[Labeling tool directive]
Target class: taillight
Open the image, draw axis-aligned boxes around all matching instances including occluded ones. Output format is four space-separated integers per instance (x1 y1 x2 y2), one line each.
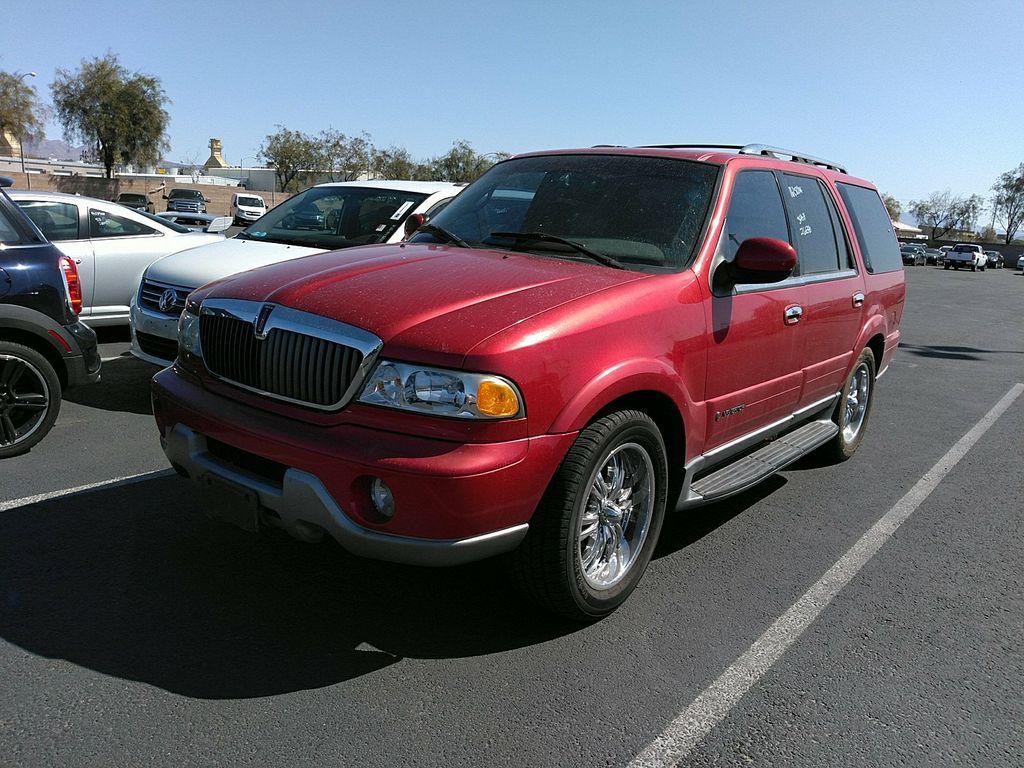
59 256 82 315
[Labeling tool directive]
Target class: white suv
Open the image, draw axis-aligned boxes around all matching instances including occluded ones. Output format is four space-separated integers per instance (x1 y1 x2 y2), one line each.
130 180 462 365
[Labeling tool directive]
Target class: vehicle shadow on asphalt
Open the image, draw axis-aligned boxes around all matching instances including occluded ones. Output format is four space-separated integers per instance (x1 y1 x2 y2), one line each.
899 343 1024 361
64 356 159 415
0 475 571 699
654 476 786 559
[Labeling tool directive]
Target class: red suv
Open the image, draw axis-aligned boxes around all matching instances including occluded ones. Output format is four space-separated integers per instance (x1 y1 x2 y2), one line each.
152 144 905 620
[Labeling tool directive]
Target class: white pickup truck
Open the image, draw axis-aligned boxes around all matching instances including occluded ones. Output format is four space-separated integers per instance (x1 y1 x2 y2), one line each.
944 243 987 272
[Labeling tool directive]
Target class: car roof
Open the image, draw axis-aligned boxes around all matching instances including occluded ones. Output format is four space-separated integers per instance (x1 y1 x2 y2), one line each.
510 145 874 187
313 180 461 193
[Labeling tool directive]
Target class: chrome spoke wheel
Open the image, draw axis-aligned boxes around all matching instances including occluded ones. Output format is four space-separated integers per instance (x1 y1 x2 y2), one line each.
0 354 51 448
577 442 655 590
842 361 871 443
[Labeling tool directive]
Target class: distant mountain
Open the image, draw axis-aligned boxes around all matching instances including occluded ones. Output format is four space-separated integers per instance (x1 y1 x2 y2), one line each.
24 138 88 161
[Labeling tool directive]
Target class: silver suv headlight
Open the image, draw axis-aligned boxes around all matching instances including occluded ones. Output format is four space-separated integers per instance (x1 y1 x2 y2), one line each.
358 360 522 419
177 305 202 359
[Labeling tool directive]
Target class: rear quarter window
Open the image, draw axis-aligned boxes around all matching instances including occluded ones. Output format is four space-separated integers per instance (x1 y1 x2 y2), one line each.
836 183 902 274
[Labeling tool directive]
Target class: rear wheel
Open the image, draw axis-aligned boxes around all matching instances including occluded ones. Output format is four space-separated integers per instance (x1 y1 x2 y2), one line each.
509 410 668 621
821 348 875 462
0 342 62 459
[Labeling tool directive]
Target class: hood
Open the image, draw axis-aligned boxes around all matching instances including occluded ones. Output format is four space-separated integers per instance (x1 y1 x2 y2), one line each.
202 243 648 362
145 236 324 289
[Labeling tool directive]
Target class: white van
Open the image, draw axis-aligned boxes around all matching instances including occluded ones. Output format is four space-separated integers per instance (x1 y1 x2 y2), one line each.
230 192 267 225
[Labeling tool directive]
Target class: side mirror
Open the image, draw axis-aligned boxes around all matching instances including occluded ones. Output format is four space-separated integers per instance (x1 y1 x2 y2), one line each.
205 216 233 234
404 212 427 240
162 194 168 199
722 237 797 285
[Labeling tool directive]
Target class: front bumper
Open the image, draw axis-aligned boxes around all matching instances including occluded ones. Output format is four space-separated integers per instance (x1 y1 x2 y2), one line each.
152 367 575 566
130 298 180 366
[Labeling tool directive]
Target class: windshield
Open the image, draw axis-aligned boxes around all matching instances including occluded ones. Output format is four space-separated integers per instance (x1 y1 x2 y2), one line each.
409 154 719 271
118 194 146 203
241 186 428 250
168 189 202 199
138 210 192 233
236 196 264 208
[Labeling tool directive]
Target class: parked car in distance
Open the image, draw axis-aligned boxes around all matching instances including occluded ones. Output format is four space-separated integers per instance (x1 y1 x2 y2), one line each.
1017 254 1024 271
0 176 101 458
151 144 905 620
10 190 227 326
113 192 154 214
157 211 233 233
131 180 462 365
900 245 926 266
923 248 943 265
230 193 266 226
984 250 1003 269
164 188 208 213
944 243 987 271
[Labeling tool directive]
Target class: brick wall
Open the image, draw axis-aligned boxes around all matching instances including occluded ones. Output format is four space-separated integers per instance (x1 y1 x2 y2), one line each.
3 172 292 216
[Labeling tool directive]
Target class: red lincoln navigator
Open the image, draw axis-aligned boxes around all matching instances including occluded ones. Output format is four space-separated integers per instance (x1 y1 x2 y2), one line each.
152 144 905 620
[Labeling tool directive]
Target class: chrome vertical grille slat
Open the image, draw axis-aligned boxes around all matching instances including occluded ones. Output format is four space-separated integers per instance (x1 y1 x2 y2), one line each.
197 300 381 411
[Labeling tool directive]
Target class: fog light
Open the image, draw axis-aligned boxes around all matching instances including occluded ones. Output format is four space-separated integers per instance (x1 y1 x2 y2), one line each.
369 478 395 521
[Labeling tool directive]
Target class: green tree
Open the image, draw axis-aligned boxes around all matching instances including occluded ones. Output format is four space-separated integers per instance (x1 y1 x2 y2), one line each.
428 140 509 183
880 193 901 222
259 126 318 192
991 163 1024 245
0 70 47 150
317 129 373 181
50 54 169 179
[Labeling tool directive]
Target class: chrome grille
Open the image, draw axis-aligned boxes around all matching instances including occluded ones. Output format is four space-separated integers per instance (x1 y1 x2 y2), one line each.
139 279 189 316
198 301 380 410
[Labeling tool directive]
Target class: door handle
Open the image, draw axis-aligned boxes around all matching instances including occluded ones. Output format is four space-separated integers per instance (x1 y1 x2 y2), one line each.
852 292 865 308
784 305 803 324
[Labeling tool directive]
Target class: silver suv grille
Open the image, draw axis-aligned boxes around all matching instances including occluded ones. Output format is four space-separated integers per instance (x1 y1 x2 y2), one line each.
198 299 382 410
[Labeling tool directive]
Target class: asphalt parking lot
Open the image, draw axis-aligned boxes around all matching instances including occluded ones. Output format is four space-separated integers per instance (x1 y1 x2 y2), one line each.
1 266 1021 767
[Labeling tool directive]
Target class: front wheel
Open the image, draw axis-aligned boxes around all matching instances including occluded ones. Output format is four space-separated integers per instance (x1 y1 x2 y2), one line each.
0 342 62 459
821 348 875 462
509 410 668 621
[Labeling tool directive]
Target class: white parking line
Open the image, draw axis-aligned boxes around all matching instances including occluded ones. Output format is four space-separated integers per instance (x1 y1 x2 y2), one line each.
0 468 175 512
629 382 1024 768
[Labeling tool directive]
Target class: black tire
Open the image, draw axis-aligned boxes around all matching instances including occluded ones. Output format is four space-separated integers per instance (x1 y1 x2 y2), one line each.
509 410 668 621
970 264 976 272
0 342 62 459
821 348 876 462
944 263 950 270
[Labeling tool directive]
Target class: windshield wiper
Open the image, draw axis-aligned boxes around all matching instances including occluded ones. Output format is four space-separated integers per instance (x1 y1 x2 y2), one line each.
489 231 625 270
417 223 471 248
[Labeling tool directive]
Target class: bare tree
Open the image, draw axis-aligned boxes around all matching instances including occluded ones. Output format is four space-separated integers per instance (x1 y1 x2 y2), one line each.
909 191 982 242
991 163 1024 245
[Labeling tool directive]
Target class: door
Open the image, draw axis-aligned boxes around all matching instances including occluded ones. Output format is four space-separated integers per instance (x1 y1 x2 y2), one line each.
778 174 866 407
14 198 96 314
703 170 805 449
87 207 165 322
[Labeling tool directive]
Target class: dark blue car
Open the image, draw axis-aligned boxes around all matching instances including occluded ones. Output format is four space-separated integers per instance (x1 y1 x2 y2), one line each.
0 176 100 457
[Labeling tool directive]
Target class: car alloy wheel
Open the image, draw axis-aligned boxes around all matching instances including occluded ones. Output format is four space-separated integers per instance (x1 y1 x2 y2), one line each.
0 353 52 453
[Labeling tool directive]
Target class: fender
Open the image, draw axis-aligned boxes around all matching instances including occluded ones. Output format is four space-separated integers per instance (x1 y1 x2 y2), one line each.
0 304 78 357
548 356 701 439
851 311 890 375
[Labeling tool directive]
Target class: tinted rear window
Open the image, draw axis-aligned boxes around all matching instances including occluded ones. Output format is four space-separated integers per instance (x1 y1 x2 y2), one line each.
835 183 902 274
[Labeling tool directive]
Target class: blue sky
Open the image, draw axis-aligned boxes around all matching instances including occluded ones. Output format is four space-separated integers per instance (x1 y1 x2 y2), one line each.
3 0 1022 213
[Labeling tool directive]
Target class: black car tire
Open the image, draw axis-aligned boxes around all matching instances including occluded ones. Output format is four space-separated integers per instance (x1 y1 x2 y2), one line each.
508 410 668 621
0 341 62 459
821 348 876 463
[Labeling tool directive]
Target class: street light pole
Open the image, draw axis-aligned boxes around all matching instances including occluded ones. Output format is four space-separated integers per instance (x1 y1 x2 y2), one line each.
16 72 37 190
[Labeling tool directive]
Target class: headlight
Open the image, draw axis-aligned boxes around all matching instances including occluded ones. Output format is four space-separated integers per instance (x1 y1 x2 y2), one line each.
177 305 202 359
358 360 522 419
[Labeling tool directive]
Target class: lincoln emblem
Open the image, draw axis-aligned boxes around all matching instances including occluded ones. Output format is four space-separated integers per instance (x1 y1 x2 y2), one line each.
254 303 275 339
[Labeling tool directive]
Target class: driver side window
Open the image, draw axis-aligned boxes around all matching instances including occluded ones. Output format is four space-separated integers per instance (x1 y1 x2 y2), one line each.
725 171 789 260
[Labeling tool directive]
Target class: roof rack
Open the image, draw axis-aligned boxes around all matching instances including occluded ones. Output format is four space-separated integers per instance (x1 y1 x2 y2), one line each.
638 143 847 174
